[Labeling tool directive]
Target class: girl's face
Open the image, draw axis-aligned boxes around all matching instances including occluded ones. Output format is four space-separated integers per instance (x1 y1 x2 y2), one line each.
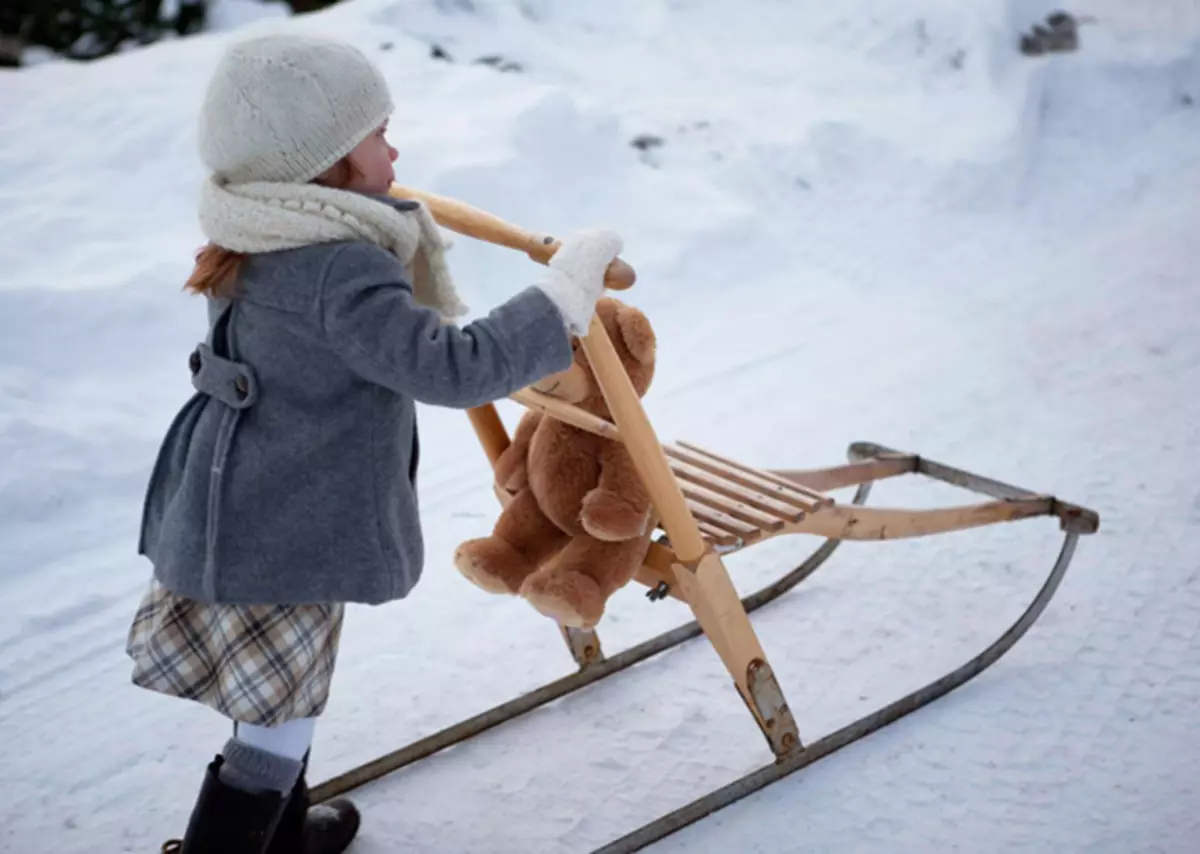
343 120 398 194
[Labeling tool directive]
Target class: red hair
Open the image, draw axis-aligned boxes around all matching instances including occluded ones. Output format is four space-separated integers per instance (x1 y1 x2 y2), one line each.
185 158 364 298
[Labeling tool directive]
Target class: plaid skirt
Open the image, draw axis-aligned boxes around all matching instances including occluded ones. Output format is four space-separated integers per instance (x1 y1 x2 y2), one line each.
125 577 345 726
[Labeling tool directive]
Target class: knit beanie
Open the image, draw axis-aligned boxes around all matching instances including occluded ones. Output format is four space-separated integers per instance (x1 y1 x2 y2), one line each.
198 33 394 185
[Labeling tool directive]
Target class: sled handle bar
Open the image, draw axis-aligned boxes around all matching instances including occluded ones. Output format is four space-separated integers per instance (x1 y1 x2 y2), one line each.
388 183 636 291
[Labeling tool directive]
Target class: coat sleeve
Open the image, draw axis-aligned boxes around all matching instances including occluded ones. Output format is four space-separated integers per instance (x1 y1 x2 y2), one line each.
319 241 574 408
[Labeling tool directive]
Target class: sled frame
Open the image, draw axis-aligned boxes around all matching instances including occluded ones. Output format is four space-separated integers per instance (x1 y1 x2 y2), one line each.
310 337 1098 852
304 187 1100 852
466 313 1099 762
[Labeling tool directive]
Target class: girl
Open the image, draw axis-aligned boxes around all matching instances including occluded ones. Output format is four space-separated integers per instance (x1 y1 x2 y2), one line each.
126 32 622 854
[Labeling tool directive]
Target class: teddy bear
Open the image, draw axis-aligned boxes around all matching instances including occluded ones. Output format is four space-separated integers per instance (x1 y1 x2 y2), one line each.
453 296 658 629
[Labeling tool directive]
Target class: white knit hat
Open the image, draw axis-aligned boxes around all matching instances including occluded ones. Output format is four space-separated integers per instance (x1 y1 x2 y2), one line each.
198 33 394 185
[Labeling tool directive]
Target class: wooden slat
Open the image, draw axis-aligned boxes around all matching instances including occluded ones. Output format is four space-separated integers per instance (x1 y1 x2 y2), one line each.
686 501 759 539
654 517 741 547
677 441 833 506
697 521 737 543
510 389 620 440
669 458 806 523
665 444 824 513
679 481 785 532
653 520 745 547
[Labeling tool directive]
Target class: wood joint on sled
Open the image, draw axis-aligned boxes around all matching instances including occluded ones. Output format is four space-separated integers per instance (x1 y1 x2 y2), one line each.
560 625 604 669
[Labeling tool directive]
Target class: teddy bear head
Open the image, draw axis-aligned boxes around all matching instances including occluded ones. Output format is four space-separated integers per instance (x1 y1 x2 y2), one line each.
532 297 656 416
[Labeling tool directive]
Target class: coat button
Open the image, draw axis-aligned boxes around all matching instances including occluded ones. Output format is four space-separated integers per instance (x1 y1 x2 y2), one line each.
233 375 249 400
188 349 201 375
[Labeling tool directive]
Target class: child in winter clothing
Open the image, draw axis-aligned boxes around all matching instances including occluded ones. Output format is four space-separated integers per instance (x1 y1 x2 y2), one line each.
126 31 623 854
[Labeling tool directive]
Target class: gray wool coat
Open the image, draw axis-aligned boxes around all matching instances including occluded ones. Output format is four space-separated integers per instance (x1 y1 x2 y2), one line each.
138 215 573 606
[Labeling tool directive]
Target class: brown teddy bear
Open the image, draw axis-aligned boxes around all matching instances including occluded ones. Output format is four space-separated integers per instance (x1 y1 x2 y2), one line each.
453 297 658 628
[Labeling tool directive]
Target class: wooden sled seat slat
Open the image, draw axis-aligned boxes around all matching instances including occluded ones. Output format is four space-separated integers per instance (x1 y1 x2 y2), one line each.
678 480 788 532
686 501 760 541
696 521 740 546
668 458 808 524
664 444 831 514
675 441 833 506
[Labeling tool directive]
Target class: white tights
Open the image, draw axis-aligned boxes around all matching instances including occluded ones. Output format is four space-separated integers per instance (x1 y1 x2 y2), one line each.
233 716 317 762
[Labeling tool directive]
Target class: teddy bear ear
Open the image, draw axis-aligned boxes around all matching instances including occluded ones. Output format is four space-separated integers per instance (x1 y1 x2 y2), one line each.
615 305 656 365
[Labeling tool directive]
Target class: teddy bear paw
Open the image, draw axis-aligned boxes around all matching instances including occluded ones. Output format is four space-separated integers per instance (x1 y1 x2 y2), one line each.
520 568 605 629
580 489 651 542
453 539 532 595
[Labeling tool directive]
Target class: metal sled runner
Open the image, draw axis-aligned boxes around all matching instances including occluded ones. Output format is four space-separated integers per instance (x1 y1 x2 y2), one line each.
308 187 1101 852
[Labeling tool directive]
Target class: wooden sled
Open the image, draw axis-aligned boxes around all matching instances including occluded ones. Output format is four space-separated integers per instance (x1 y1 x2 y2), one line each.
308 186 1101 853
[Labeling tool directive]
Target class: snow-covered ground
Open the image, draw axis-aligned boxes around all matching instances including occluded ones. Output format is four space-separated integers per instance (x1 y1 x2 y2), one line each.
3 0 1199 851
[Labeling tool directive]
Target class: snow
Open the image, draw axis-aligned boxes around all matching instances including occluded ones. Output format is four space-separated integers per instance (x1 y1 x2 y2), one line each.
203 0 295 32
2 0 1199 851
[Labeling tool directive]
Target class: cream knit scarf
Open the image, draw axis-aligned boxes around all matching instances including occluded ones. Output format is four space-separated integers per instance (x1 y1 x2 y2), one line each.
198 176 468 320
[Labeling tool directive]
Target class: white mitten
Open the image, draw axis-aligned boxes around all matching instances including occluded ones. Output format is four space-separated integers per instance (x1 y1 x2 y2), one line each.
534 228 623 335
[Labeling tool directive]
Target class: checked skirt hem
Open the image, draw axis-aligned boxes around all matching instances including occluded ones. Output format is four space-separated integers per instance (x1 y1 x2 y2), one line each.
125 577 345 726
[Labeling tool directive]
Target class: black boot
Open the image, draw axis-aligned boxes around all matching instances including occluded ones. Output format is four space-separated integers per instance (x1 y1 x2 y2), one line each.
161 755 290 854
265 757 361 854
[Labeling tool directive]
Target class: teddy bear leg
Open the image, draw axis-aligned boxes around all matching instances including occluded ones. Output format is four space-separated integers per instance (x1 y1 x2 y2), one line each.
519 535 650 629
454 489 569 595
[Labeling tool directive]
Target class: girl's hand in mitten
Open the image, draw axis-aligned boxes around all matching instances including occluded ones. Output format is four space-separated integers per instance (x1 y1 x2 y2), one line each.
535 228 623 335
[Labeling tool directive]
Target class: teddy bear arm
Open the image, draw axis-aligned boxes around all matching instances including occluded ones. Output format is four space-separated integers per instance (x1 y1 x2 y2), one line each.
580 440 655 541
598 440 652 506
493 409 542 491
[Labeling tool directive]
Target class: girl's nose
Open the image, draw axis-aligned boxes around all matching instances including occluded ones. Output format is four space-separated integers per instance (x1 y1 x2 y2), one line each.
389 146 399 162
